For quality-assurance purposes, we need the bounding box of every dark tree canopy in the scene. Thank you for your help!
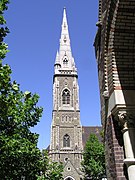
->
[0,1,43,179]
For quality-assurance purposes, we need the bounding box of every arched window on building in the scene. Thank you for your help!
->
[65,177,75,180]
[63,57,68,66]
[62,89,70,105]
[63,134,70,147]
[63,53,68,67]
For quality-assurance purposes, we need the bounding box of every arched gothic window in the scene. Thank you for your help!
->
[63,58,68,63]
[62,89,70,105]
[63,53,68,67]
[65,177,74,180]
[63,58,68,67]
[63,134,70,147]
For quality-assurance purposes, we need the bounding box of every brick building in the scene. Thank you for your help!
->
[94,1,135,180]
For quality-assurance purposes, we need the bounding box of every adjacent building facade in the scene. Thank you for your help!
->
[94,1,135,180]
[49,9,83,180]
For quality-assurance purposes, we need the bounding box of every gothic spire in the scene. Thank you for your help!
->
[60,7,70,49]
[54,8,77,75]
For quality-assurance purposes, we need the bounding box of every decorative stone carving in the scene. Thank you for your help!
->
[118,111,135,130]
[102,90,109,99]
[56,144,59,150]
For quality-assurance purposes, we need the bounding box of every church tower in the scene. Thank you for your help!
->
[49,8,83,180]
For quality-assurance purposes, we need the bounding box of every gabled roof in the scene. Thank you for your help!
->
[82,126,102,148]
[64,159,82,175]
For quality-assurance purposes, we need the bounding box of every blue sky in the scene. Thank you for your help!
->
[5,0,100,150]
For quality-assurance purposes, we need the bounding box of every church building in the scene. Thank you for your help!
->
[49,8,83,180]
[49,8,102,180]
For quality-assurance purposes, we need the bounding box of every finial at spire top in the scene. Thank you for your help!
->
[63,7,66,16]
[62,7,68,28]
[63,7,66,15]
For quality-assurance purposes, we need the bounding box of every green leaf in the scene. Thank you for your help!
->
[12,83,19,91]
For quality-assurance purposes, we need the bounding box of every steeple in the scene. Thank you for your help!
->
[60,7,71,50]
[50,8,83,180]
[54,8,77,75]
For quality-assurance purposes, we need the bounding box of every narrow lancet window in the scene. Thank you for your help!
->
[63,53,68,67]
[63,134,70,147]
[62,89,70,104]
[63,58,68,65]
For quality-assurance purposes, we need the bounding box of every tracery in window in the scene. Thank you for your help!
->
[62,89,70,104]
[63,134,70,147]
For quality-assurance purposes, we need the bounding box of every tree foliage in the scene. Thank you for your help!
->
[37,150,63,180]
[0,1,43,179]
[81,133,106,180]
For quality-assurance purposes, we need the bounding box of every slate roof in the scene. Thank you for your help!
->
[82,126,102,148]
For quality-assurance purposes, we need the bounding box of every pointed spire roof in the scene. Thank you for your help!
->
[61,8,69,39]
[62,7,68,30]
[55,51,59,64]
[60,7,71,51]
[54,8,77,75]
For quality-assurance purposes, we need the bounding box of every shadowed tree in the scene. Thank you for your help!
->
[0,1,43,179]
